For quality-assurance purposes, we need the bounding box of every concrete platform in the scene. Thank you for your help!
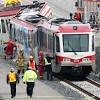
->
[0,58,67,100]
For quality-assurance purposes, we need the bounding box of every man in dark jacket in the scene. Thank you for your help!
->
[7,67,19,98]
[44,54,53,81]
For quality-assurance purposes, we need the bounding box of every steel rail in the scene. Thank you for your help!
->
[54,74,100,100]
[86,78,100,88]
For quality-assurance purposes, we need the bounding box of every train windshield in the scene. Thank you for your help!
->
[63,34,89,52]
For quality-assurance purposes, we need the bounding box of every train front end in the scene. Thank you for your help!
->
[53,23,95,77]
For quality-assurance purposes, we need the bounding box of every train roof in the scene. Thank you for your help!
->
[10,15,57,32]
[0,7,22,17]
[0,0,51,18]
[57,24,91,33]
[15,1,52,20]
[11,18,38,30]
[50,18,92,33]
[10,16,92,33]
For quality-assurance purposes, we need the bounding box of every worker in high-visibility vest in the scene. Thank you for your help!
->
[6,67,19,98]
[23,67,37,98]
[44,54,53,81]
[27,56,37,71]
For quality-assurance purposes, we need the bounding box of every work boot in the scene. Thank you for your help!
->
[11,96,14,98]
[30,95,32,98]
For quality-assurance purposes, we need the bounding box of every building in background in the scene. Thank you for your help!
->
[75,0,100,23]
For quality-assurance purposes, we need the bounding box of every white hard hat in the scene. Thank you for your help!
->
[20,48,23,51]
[10,67,14,71]
[28,67,32,70]
[29,56,33,59]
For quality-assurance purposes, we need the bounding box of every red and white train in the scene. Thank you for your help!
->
[10,14,96,77]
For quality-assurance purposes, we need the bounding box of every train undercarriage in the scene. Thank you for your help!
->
[52,62,92,78]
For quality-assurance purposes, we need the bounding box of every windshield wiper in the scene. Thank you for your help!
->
[68,40,77,55]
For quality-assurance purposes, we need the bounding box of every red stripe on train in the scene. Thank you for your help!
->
[56,55,95,64]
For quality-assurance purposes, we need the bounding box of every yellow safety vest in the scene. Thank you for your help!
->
[23,70,37,82]
[44,58,51,66]
[8,72,16,82]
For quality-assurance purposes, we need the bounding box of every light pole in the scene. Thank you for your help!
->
[97,3,100,21]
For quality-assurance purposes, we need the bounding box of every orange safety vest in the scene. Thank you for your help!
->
[28,61,35,70]
[8,72,16,82]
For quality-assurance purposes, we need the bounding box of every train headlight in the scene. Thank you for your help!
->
[82,58,89,62]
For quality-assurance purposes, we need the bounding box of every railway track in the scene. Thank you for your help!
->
[54,74,100,100]
[86,78,100,88]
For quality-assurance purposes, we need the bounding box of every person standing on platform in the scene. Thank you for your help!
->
[23,67,37,98]
[6,67,19,98]
[16,49,25,77]
[44,54,53,81]
[38,51,44,79]
[27,56,37,71]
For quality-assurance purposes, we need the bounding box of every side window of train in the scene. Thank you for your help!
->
[0,23,1,33]
[92,35,94,51]
[6,19,10,31]
[9,24,12,39]
[1,19,6,33]
[56,36,60,52]
[48,34,53,51]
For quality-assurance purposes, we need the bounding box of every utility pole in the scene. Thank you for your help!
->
[97,4,100,21]
[84,5,88,23]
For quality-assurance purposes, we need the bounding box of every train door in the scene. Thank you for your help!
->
[51,34,61,73]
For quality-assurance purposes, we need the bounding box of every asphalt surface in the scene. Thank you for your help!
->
[0,58,67,100]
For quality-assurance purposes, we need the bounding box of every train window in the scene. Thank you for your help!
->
[6,20,8,29]
[6,19,10,32]
[0,24,1,33]
[42,28,48,49]
[9,24,12,39]
[22,28,28,47]
[34,31,38,47]
[63,34,89,52]
[56,36,60,52]
[32,33,35,48]
[31,31,37,48]
[36,27,43,47]
[48,34,53,51]
[40,29,44,47]
[1,19,6,33]
[11,24,15,40]
[43,33,47,48]
[92,36,94,51]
